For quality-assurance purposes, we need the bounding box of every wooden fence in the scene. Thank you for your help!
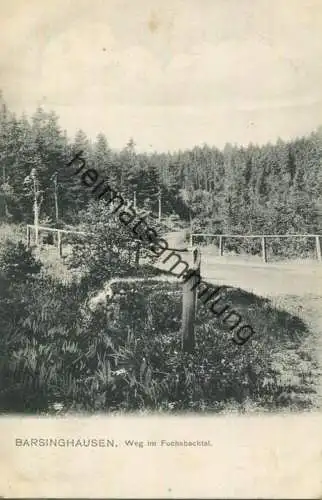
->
[190,233,322,263]
[26,224,89,257]
[26,224,142,265]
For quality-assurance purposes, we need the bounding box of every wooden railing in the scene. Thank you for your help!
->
[26,224,90,257]
[26,224,142,263]
[190,233,322,263]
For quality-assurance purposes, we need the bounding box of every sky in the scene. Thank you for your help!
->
[0,0,322,152]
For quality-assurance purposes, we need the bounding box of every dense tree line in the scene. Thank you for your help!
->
[1,92,322,240]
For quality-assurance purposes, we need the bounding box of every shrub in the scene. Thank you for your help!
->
[67,200,161,285]
[67,200,141,282]
[0,239,42,281]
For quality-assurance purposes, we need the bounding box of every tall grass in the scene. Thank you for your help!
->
[0,225,318,414]
[0,223,25,244]
[0,271,318,414]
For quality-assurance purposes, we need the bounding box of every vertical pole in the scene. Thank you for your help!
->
[133,191,137,210]
[2,165,9,218]
[135,240,140,267]
[181,247,201,353]
[158,188,161,222]
[26,225,31,248]
[33,180,39,246]
[219,236,224,256]
[261,236,267,263]
[57,230,62,257]
[315,235,321,262]
[31,171,40,247]
[53,172,59,223]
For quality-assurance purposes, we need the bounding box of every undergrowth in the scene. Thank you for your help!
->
[0,239,318,414]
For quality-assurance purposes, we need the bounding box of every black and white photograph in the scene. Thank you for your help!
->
[0,0,322,497]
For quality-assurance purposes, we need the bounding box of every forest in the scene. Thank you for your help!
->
[1,91,322,243]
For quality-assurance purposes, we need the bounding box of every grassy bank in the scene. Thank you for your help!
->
[0,223,318,414]
[0,268,318,414]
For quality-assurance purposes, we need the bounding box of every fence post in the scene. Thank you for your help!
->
[57,230,62,257]
[261,236,267,263]
[135,240,140,267]
[26,225,31,248]
[316,235,321,262]
[181,247,201,353]
[219,236,224,256]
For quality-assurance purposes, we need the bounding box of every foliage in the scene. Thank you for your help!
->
[0,270,317,414]
[67,200,161,285]
[0,239,42,281]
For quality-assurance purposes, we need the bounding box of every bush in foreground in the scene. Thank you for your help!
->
[0,239,42,281]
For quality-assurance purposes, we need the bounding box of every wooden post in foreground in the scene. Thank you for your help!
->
[181,247,201,353]
[316,235,322,262]
[261,236,267,263]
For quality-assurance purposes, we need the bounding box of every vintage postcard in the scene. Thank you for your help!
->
[0,0,322,498]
